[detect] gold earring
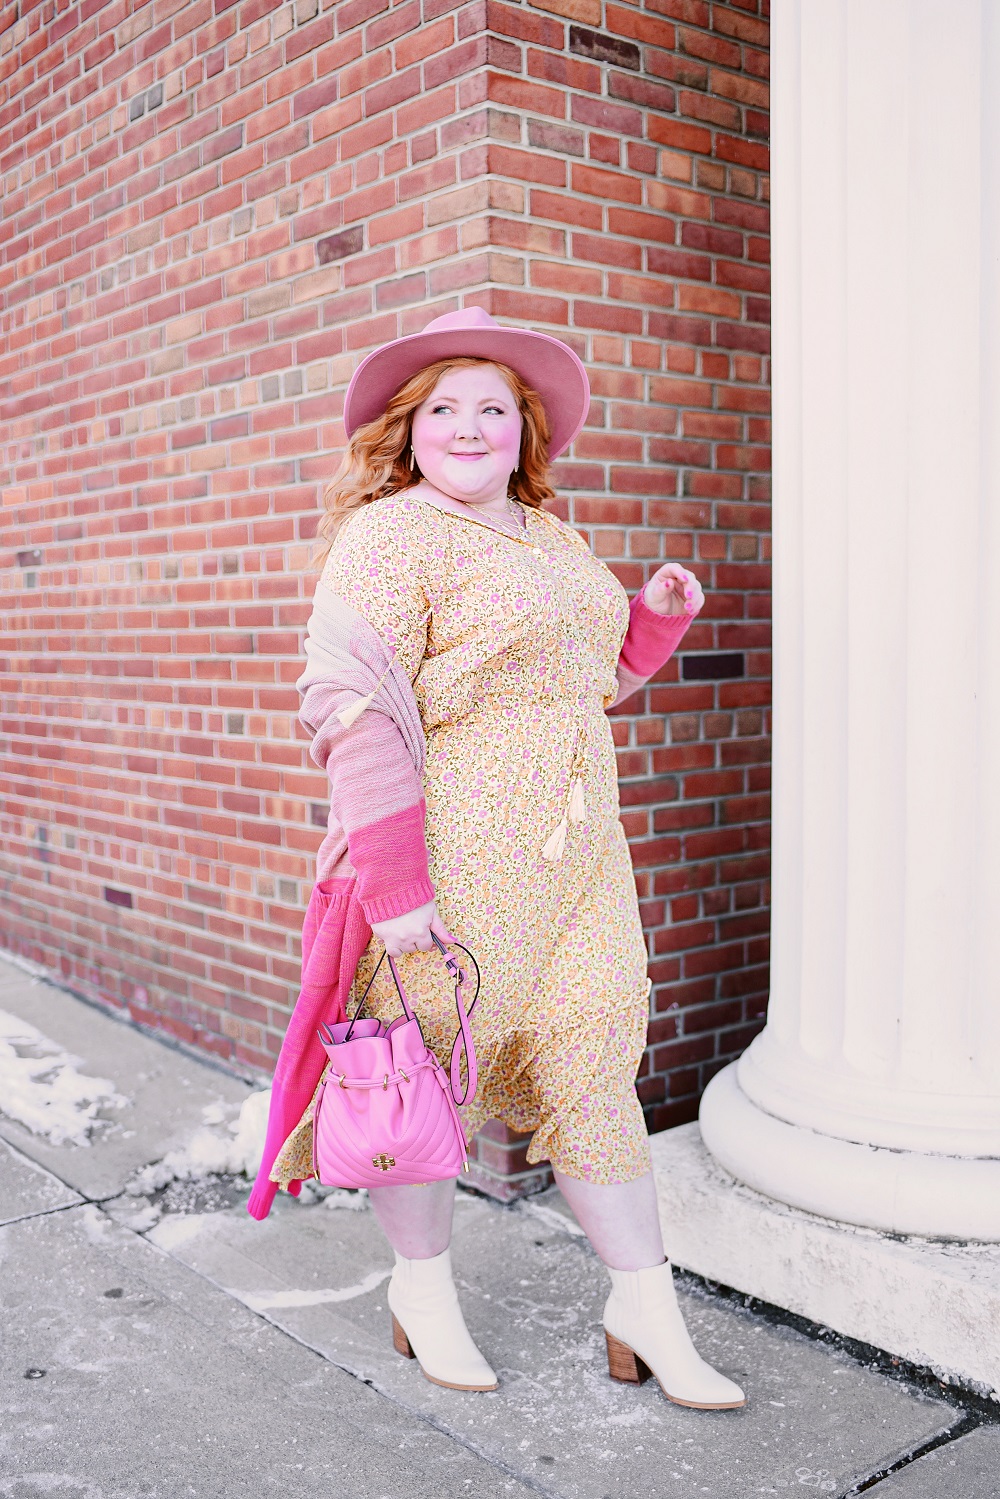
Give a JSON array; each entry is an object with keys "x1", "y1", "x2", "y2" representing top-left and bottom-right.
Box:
[{"x1": 409, "y1": 449, "x2": 416, "y2": 472}]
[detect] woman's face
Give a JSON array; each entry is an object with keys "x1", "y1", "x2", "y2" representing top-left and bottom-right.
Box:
[{"x1": 409, "y1": 364, "x2": 522, "y2": 506}]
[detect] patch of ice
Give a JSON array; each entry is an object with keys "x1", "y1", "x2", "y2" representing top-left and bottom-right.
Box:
[
  {"x1": 128, "y1": 1087, "x2": 270, "y2": 1194},
  {"x1": 0, "y1": 1009, "x2": 127, "y2": 1146},
  {"x1": 234, "y1": 1266, "x2": 391, "y2": 1312}
]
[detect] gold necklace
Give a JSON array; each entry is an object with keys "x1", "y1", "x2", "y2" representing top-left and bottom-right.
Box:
[
  {"x1": 457, "y1": 492, "x2": 524, "y2": 537},
  {"x1": 496, "y1": 495, "x2": 526, "y2": 535}
]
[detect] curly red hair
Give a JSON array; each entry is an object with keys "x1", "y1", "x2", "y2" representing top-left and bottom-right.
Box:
[{"x1": 310, "y1": 356, "x2": 556, "y2": 570}]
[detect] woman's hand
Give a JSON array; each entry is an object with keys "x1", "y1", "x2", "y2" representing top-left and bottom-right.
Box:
[
  {"x1": 642, "y1": 562, "x2": 705, "y2": 618},
  {"x1": 371, "y1": 898, "x2": 455, "y2": 958}
]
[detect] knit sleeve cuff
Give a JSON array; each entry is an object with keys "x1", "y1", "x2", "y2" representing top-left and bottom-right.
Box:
[
  {"x1": 618, "y1": 589, "x2": 695, "y2": 679},
  {"x1": 358, "y1": 875, "x2": 437, "y2": 926},
  {"x1": 347, "y1": 800, "x2": 435, "y2": 926}
]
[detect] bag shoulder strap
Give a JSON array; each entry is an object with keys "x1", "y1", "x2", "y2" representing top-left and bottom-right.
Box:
[
  {"x1": 345, "y1": 933, "x2": 480, "y2": 1108},
  {"x1": 430, "y1": 934, "x2": 479, "y2": 1107}
]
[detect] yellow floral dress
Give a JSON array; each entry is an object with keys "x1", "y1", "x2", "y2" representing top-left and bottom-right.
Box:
[{"x1": 273, "y1": 492, "x2": 653, "y2": 1186}]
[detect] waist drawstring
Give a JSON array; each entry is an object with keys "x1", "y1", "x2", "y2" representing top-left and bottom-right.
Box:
[{"x1": 542, "y1": 724, "x2": 587, "y2": 862}]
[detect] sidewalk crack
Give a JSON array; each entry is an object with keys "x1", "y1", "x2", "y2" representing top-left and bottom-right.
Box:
[
  {"x1": 0, "y1": 1200, "x2": 82, "y2": 1230},
  {"x1": 839, "y1": 1412, "x2": 984, "y2": 1496},
  {"x1": 134, "y1": 1232, "x2": 559, "y2": 1499},
  {"x1": 238, "y1": 1312, "x2": 562, "y2": 1499}
]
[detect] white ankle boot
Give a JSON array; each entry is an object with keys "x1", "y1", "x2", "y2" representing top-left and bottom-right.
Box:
[
  {"x1": 386, "y1": 1247, "x2": 498, "y2": 1392},
  {"x1": 603, "y1": 1260, "x2": 746, "y2": 1410}
]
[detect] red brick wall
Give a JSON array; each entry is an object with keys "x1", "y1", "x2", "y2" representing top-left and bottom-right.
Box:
[{"x1": 0, "y1": 0, "x2": 770, "y2": 1196}]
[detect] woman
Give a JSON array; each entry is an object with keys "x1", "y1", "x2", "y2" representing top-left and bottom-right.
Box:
[{"x1": 248, "y1": 307, "x2": 745, "y2": 1411}]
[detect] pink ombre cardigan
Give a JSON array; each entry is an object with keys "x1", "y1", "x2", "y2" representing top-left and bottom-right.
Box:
[{"x1": 247, "y1": 583, "x2": 691, "y2": 1219}]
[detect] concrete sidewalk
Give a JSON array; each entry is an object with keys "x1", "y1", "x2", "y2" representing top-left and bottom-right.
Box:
[{"x1": 1, "y1": 954, "x2": 997, "y2": 1499}]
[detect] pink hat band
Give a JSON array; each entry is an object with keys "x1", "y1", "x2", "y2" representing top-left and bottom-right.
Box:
[{"x1": 342, "y1": 307, "x2": 590, "y2": 460}]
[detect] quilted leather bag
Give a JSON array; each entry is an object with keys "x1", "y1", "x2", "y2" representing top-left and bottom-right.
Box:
[{"x1": 312, "y1": 933, "x2": 479, "y2": 1188}]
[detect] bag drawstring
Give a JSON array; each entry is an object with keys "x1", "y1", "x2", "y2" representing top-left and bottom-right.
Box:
[{"x1": 542, "y1": 726, "x2": 587, "y2": 862}]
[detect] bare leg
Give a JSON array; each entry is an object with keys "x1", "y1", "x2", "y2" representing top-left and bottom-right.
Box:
[
  {"x1": 367, "y1": 1178, "x2": 457, "y2": 1259},
  {"x1": 552, "y1": 1168, "x2": 665, "y2": 1270},
  {"x1": 370, "y1": 1178, "x2": 497, "y2": 1389}
]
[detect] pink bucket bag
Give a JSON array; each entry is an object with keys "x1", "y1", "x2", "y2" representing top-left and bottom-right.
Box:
[{"x1": 311, "y1": 933, "x2": 479, "y2": 1189}]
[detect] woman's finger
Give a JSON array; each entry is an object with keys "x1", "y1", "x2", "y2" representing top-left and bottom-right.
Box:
[
  {"x1": 431, "y1": 915, "x2": 457, "y2": 945},
  {"x1": 656, "y1": 563, "x2": 691, "y2": 582},
  {"x1": 655, "y1": 564, "x2": 699, "y2": 596},
  {"x1": 664, "y1": 565, "x2": 704, "y2": 609}
]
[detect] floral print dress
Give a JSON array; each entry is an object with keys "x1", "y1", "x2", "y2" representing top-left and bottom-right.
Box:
[{"x1": 273, "y1": 492, "x2": 655, "y2": 1185}]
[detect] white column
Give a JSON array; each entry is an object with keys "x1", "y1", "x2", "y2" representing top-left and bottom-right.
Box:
[{"x1": 699, "y1": 0, "x2": 1000, "y2": 1240}]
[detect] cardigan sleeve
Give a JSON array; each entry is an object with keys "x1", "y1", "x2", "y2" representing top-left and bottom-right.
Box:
[
  {"x1": 610, "y1": 587, "x2": 694, "y2": 708},
  {"x1": 300, "y1": 670, "x2": 435, "y2": 924},
  {"x1": 300, "y1": 502, "x2": 437, "y2": 925}
]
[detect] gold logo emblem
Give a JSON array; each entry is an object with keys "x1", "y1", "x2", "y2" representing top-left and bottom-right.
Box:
[{"x1": 372, "y1": 1153, "x2": 396, "y2": 1172}]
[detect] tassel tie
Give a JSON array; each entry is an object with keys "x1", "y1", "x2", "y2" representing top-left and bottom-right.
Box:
[
  {"x1": 336, "y1": 607, "x2": 433, "y2": 727},
  {"x1": 542, "y1": 727, "x2": 588, "y2": 863}
]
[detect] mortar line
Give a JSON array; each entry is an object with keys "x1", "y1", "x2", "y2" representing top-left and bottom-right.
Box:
[{"x1": 10, "y1": 1087, "x2": 993, "y2": 1494}]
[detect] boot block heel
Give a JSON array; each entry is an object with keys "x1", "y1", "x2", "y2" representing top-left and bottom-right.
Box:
[
  {"x1": 605, "y1": 1331, "x2": 652, "y2": 1386},
  {"x1": 392, "y1": 1313, "x2": 416, "y2": 1360}
]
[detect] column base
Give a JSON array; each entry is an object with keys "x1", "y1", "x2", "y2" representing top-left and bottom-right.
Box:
[
  {"x1": 649, "y1": 1118, "x2": 1000, "y2": 1401},
  {"x1": 699, "y1": 1062, "x2": 1000, "y2": 1241}
]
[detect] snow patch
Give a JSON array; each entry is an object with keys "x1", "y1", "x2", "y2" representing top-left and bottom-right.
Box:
[
  {"x1": 78, "y1": 1204, "x2": 110, "y2": 1245},
  {"x1": 119, "y1": 1202, "x2": 162, "y2": 1233},
  {"x1": 518, "y1": 1195, "x2": 586, "y2": 1238},
  {"x1": 0, "y1": 1479, "x2": 103, "y2": 1497},
  {"x1": 234, "y1": 1266, "x2": 391, "y2": 1312},
  {"x1": 127, "y1": 1087, "x2": 270, "y2": 1194},
  {"x1": 147, "y1": 1213, "x2": 214, "y2": 1251},
  {"x1": 606, "y1": 1406, "x2": 649, "y2": 1427},
  {"x1": 0, "y1": 1009, "x2": 126, "y2": 1146},
  {"x1": 323, "y1": 1187, "x2": 369, "y2": 1211}
]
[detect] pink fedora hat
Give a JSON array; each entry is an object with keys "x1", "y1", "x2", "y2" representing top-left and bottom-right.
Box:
[{"x1": 343, "y1": 307, "x2": 590, "y2": 459}]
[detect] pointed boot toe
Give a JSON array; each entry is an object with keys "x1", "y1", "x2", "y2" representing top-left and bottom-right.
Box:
[{"x1": 603, "y1": 1260, "x2": 746, "y2": 1411}]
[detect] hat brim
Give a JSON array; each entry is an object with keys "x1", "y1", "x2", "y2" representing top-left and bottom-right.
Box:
[{"x1": 343, "y1": 325, "x2": 590, "y2": 460}]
